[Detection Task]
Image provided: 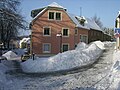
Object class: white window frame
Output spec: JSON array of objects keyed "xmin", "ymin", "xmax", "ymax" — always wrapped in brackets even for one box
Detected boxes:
[
  {"xmin": 48, "ymin": 11, "xmax": 62, "ymax": 21},
  {"xmin": 55, "ymin": 11, "xmax": 62, "ymax": 21},
  {"xmin": 62, "ymin": 28, "xmax": 69, "ymax": 37},
  {"xmin": 43, "ymin": 26, "xmax": 51, "ymax": 36},
  {"xmin": 48, "ymin": 11, "xmax": 55, "ymax": 20},
  {"xmin": 43, "ymin": 43, "xmax": 51, "ymax": 53},
  {"xmin": 80, "ymin": 34, "xmax": 88, "ymax": 43},
  {"xmin": 62, "ymin": 43, "xmax": 69, "ymax": 52}
]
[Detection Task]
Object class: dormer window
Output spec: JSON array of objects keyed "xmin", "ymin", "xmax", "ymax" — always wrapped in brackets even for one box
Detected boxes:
[
  {"xmin": 48, "ymin": 11, "xmax": 62, "ymax": 20},
  {"xmin": 56, "ymin": 12, "xmax": 61, "ymax": 20},
  {"xmin": 49, "ymin": 12, "xmax": 54, "ymax": 20}
]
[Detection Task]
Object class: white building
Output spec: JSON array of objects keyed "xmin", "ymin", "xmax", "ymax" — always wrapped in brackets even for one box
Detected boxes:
[{"xmin": 115, "ymin": 11, "xmax": 120, "ymax": 49}]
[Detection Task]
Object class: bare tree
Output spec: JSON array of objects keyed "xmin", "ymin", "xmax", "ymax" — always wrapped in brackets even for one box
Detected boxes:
[
  {"xmin": 0, "ymin": 0, "xmax": 27, "ymax": 49},
  {"xmin": 92, "ymin": 15, "xmax": 103, "ymax": 29}
]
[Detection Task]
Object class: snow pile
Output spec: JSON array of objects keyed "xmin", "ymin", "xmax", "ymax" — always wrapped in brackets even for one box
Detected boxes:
[
  {"xmin": 21, "ymin": 41, "xmax": 104, "ymax": 73},
  {"xmin": 2, "ymin": 51, "xmax": 18, "ymax": 60},
  {"xmin": 107, "ymin": 50, "xmax": 120, "ymax": 89},
  {"xmin": 112, "ymin": 50, "xmax": 120, "ymax": 71},
  {"xmin": 103, "ymin": 41, "xmax": 116, "ymax": 48},
  {"xmin": 92, "ymin": 41, "xmax": 105, "ymax": 50},
  {"xmin": 75, "ymin": 42, "xmax": 88, "ymax": 51}
]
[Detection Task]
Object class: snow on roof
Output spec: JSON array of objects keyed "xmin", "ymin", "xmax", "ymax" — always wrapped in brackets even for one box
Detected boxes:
[
  {"xmin": 21, "ymin": 41, "xmax": 104, "ymax": 73},
  {"xmin": 31, "ymin": 2, "xmax": 101, "ymax": 32},
  {"xmin": 117, "ymin": 11, "xmax": 120, "ymax": 18},
  {"xmin": 68, "ymin": 13, "xmax": 90, "ymax": 29},
  {"xmin": 32, "ymin": 2, "xmax": 65, "ymax": 21},
  {"xmin": 86, "ymin": 18, "xmax": 102, "ymax": 31},
  {"xmin": 20, "ymin": 37, "xmax": 30, "ymax": 44},
  {"xmin": 48, "ymin": 2, "xmax": 64, "ymax": 9},
  {"xmin": 32, "ymin": 8, "xmax": 47, "ymax": 21}
]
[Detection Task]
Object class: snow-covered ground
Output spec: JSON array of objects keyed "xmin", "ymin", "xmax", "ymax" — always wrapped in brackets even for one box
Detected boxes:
[
  {"xmin": 1, "ymin": 41, "xmax": 120, "ymax": 90},
  {"xmin": 21, "ymin": 41, "xmax": 105, "ymax": 73},
  {"xmin": 108, "ymin": 50, "xmax": 120, "ymax": 90}
]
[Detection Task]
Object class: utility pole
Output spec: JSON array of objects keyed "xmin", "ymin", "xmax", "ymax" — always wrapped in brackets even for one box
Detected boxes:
[{"xmin": 80, "ymin": 7, "xmax": 82, "ymax": 17}]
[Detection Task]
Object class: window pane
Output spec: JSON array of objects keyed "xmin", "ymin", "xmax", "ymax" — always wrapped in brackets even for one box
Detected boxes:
[
  {"xmin": 56, "ymin": 12, "xmax": 61, "ymax": 20},
  {"xmin": 63, "ymin": 44, "xmax": 68, "ymax": 52},
  {"xmin": 49, "ymin": 12, "xmax": 54, "ymax": 19},
  {"xmin": 44, "ymin": 28, "xmax": 50, "ymax": 35},
  {"xmin": 63, "ymin": 29, "xmax": 68, "ymax": 36},
  {"xmin": 43, "ymin": 44, "xmax": 50, "ymax": 52},
  {"xmin": 75, "ymin": 29, "xmax": 78, "ymax": 34},
  {"xmin": 80, "ymin": 35, "xmax": 87, "ymax": 43}
]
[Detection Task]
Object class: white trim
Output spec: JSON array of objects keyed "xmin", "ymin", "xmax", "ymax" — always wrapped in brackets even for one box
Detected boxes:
[
  {"xmin": 48, "ymin": 10, "xmax": 62, "ymax": 21},
  {"xmin": 56, "ymin": 11, "xmax": 62, "ymax": 21},
  {"xmin": 43, "ymin": 26, "xmax": 51, "ymax": 36},
  {"xmin": 62, "ymin": 28, "xmax": 69, "ymax": 37},
  {"xmin": 80, "ymin": 34, "xmax": 88, "ymax": 43},
  {"xmin": 48, "ymin": 11, "xmax": 55, "ymax": 20},
  {"xmin": 42, "ymin": 43, "xmax": 51, "ymax": 53}
]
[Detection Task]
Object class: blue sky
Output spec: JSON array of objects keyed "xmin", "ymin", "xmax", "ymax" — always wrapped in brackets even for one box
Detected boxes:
[{"xmin": 21, "ymin": 0, "xmax": 120, "ymax": 28}]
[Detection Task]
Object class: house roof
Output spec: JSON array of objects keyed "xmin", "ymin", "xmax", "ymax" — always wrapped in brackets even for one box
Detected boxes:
[
  {"xmin": 86, "ymin": 18, "xmax": 102, "ymax": 31},
  {"xmin": 31, "ymin": 8, "xmax": 46, "ymax": 18},
  {"xmin": 68, "ymin": 13, "xmax": 89, "ymax": 30},
  {"xmin": 31, "ymin": 2, "xmax": 102, "ymax": 32},
  {"xmin": 117, "ymin": 11, "xmax": 120, "ymax": 18},
  {"xmin": 31, "ymin": 2, "xmax": 65, "ymax": 22},
  {"xmin": 48, "ymin": 2, "xmax": 64, "ymax": 9}
]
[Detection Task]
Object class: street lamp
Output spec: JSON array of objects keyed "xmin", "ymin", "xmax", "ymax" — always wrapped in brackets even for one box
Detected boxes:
[{"xmin": 56, "ymin": 33, "xmax": 62, "ymax": 53}]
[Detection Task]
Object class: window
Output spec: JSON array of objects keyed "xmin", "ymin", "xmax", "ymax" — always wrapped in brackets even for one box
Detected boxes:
[
  {"xmin": 80, "ymin": 35, "xmax": 88, "ymax": 43},
  {"xmin": 75, "ymin": 29, "xmax": 78, "ymax": 35},
  {"xmin": 43, "ymin": 27, "xmax": 51, "ymax": 36},
  {"xmin": 48, "ymin": 11, "xmax": 62, "ymax": 20},
  {"xmin": 56, "ymin": 12, "xmax": 61, "ymax": 20},
  {"xmin": 49, "ymin": 12, "xmax": 54, "ymax": 20},
  {"xmin": 62, "ymin": 28, "xmax": 69, "ymax": 36},
  {"xmin": 43, "ymin": 43, "xmax": 51, "ymax": 53},
  {"xmin": 62, "ymin": 44, "xmax": 69, "ymax": 52},
  {"xmin": 80, "ymin": 35, "xmax": 82, "ymax": 39}
]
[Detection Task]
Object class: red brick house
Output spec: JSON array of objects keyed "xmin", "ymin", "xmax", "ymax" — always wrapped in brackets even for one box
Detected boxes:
[
  {"xmin": 30, "ymin": 2, "xmax": 110, "ymax": 56},
  {"xmin": 30, "ymin": 2, "xmax": 89, "ymax": 56}
]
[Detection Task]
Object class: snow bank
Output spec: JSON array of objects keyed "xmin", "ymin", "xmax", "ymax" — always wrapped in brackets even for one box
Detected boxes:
[
  {"xmin": 108, "ymin": 49, "xmax": 120, "ymax": 89},
  {"xmin": 103, "ymin": 41, "xmax": 116, "ymax": 48},
  {"xmin": 112, "ymin": 50, "xmax": 120, "ymax": 71},
  {"xmin": 0, "ymin": 63, "xmax": 9, "ymax": 84},
  {"xmin": 75, "ymin": 42, "xmax": 88, "ymax": 51},
  {"xmin": 2, "ymin": 51, "xmax": 18, "ymax": 60},
  {"xmin": 21, "ymin": 41, "xmax": 104, "ymax": 73},
  {"xmin": 92, "ymin": 41, "xmax": 105, "ymax": 50}
]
